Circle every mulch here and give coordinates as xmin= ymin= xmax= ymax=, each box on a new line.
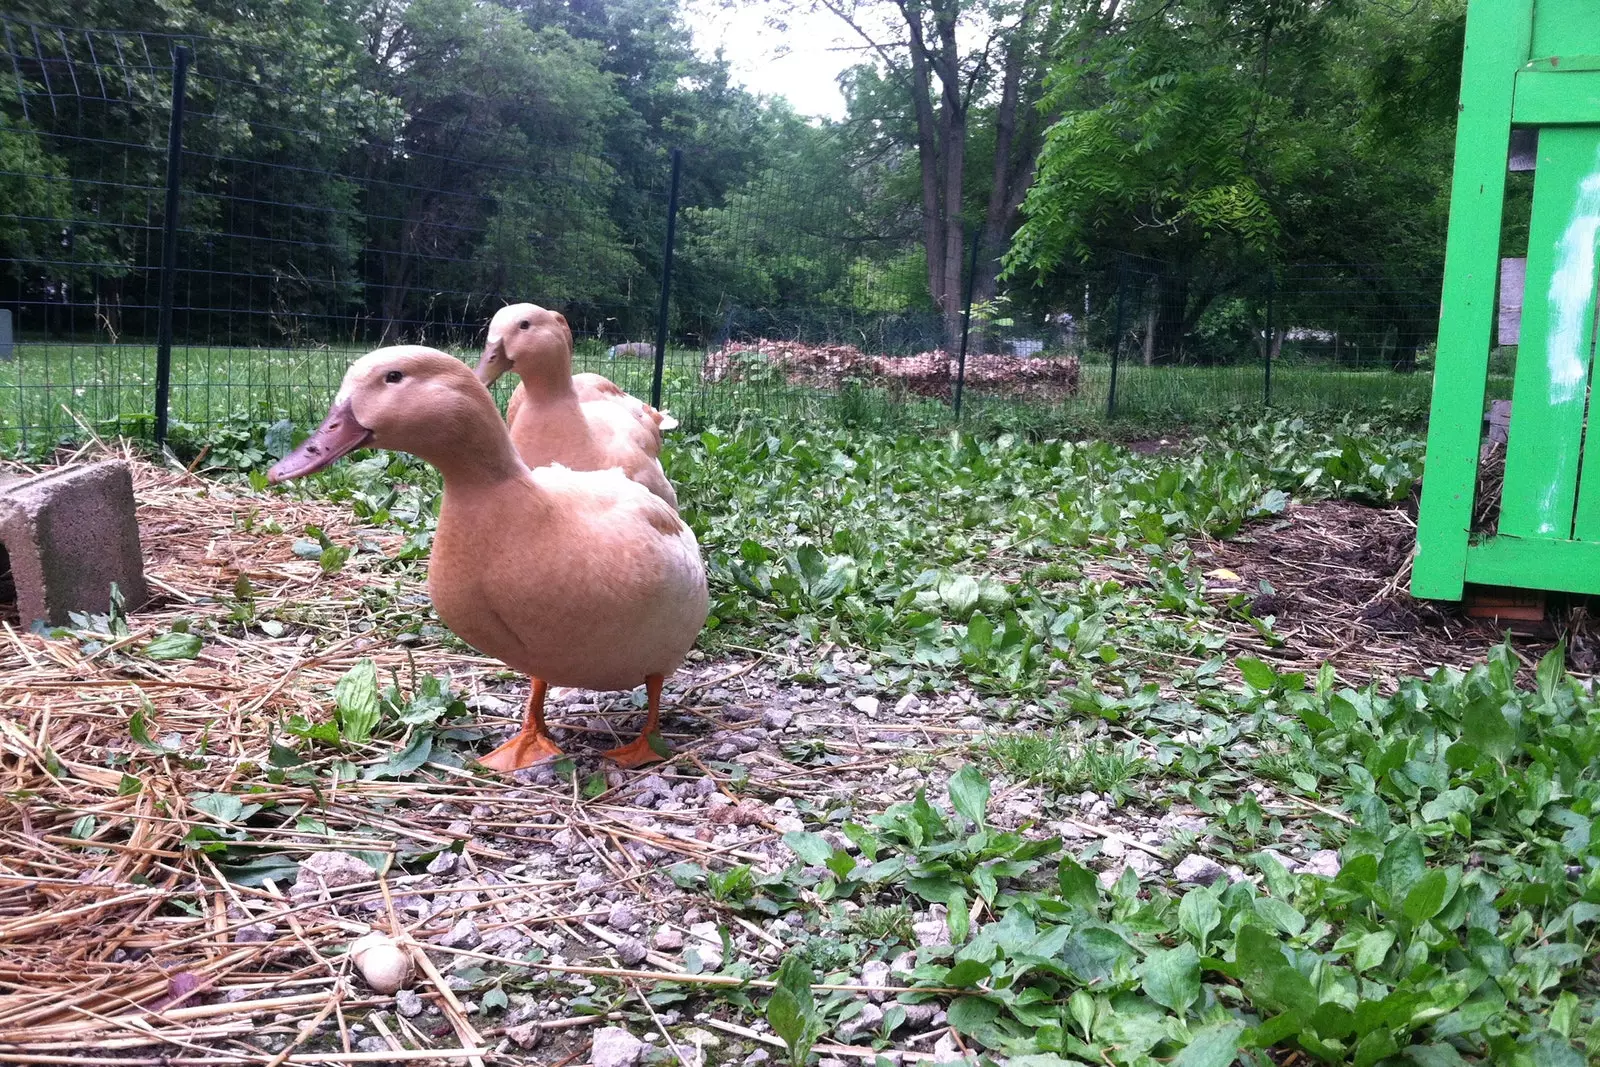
xmin=1197 ymin=497 xmax=1600 ymax=684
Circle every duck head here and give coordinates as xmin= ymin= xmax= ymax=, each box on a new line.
xmin=270 ymin=346 xmax=508 ymax=484
xmin=475 ymin=303 xmax=573 ymax=389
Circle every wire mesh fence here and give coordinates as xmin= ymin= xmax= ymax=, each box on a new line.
xmin=0 ymin=19 xmax=1465 ymax=454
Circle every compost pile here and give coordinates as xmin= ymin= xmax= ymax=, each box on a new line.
xmin=1195 ymin=498 xmax=1600 ymax=681
xmin=700 ymin=338 xmax=1082 ymax=399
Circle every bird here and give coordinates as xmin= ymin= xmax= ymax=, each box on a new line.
xmin=477 ymin=303 xmax=678 ymax=508
xmin=268 ymin=346 xmax=708 ymax=770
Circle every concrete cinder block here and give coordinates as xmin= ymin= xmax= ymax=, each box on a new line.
xmin=0 ymin=460 xmax=149 ymax=628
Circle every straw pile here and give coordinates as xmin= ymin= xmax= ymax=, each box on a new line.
xmin=0 ymin=442 xmax=789 ymax=1064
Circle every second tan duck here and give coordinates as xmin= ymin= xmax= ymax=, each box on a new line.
xmin=477 ymin=303 xmax=678 ymax=508
xmin=269 ymin=347 xmax=708 ymax=770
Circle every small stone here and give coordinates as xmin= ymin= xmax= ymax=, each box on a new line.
xmin=851 ymin=695 xmax=880 ymax=716
xmin=1127 ymin=852 xmax=1164 ymax=878
xmin=889 ymin=950 xmax=916 ymax=977
xmin=434 ymin=917 xmax=480 ymax=949
xmin=291 ymin=852 xmax=376 ymax=898
xmin=356 ymin=1037 xmax=390 ymax=1054
xmin=653 ymin=927 xmax=685 ymax=950
xmin=576 ymin=871 xmax=607 ymax=892
xmin=762 ymin=708 xmax=795 ymax=729
xmin=426 ymin=850 xmax=458 ymax=875
xmin=912 ymin=916 xmax=950 ymax=947
xmin=395 ymin=989 xmax=425 ymax=1017
xmin=899 ymin=1001 xmax=940 ymax=1029
xmin=1098 ymin=865 xmax=1125 ymax=889
xmin=1299 ymin=849 xmax=1341 ymax=877
xmin=859 ymin=959 xmax=892 ymax=1002
xmin=819 ymin=1059 xmax=850 ymax=1067
xmin=837 ymin=1003 xmax=884 ymax=1041
xmin=714 ymin=742 xmax=740 ymax=759
xmin=608 ymin=905 xmax=640 ymax=931
xmin=957 ymin=715 xmax=983 ymax=731
xmin=894 ymin=693 xmax=920 ymax=715
xmin=743 ymin=1051 xmax=772 ymax=1067
xmin=1101 ymin=837 xmax=1126 ymax=858
xmin=1078 ymin=790 xmax=1099 ymax=810
xmin=933 ymin=1032 xmax=974 ymax=1064
xmin=773 ymin=814 xmax=805 ymax=834
xmin=505 ymin=1023 xmax=540 ymax=1049
xmin=1174 ymin=854 xmax=1227 ymax=885
xmin=615 ymin=937 xmax=648 ymax=966
xmin=1089 ymin=800 xmax=1110 ymax=818
xmin=591 ymin=1027 xmax=645 ymax=1067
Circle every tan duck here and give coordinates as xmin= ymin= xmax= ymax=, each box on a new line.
xmin=477 ymin=303 xmax=678 ymax=508
xmin=269 ymin=346 xmax=708 ymax=770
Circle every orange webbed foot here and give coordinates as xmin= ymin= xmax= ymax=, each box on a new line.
xmin=602 ymin=732 xmax=669 ymax=769
xmin=478 ymin=730 xmax=563 ymax=772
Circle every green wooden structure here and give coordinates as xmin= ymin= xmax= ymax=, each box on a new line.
xmin=1414 ymin=0 xmax=1600 ymax=601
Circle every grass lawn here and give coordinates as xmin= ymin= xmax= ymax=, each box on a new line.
xmin=3 ymin=413 xmax=1594 ymax=1064
xmin=0 ymin=337 xmax=1513 ymax=450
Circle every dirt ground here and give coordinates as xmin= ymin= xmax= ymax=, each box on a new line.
xmin=0 ymin=448 xmax=1583 ymax=1064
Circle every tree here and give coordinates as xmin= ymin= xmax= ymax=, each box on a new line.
xmin=1006 ymin=0 xmax=1459 ymax=365
xmin=777 ymin=0 xmax=1068 ymax=345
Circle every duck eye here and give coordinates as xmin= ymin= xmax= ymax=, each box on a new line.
xmin=384 ymin=370 xmax=404 ymax=384
xmin=519 ymin=320 xmax=530 ymax=330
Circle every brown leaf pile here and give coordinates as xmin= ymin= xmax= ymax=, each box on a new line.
xmin=700 ymin=339 xmax=1081 ymax=399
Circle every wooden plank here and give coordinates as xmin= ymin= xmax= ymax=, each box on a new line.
xmin=1466 ymin=534 xmax=1600 ymax=594
xmin=1530 ymin=0 xmax=1600 ymax=56
xmin=1463 ymin=586 xmax=1546 ymax=622
xmin=1511 ymin=69 xmax=1600 ymax=124
xmin=1509 ymin=128 xmax=1539 ymax=172
xmin=1485 ymin=399 xmax=1513 ymax=444
xmin=1498 ymin=256 xmax=1526 ymax=344
xmin=1499 ymin=126 xmax=1600 ymax=540
xmin=1413 ymin=0 xmax=1535 ymax=601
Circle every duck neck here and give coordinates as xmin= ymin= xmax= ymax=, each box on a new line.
xmin=513 ymin=335 xmax=578 ymax=402
xmin=415 ymin=393 xmax=528 ymax=493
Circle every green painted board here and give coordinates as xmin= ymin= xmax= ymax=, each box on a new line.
xmin=1512 ymin=69 xmax=1600 ymax=124
xmin=1467 ymin=535 xmax=1600 ymax=595
xmin=1498 ymin=126 xmax=1600 ymax=540
xmin=1530 ymin=0 xmax=1600 ymax=56
xmin=1412 ymin=0 xmax=1535 ymax=600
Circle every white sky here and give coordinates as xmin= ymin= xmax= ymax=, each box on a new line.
xmin=679 ymin=1 xmax=861 ymax=120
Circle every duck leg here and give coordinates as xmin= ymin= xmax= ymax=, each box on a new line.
xmin=479 ymin=679 xmax=562 ymax=771
xmin=602 ymin=674 xmax=668 ymax=769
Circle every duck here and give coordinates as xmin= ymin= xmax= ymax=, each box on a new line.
xmin=268 ymin=346 xmax=708 ymax=770
xmin=477 ymin=303 xmax=678 ymax=508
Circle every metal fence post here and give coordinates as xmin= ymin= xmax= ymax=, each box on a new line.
xmin=1107 ymin=253 xmax=1127 ymax=418
xmin=953 ymin=225 xmax=982 ymax=419
xmin=153 ymin=45 xmax=190 ymax=449
xmin=651 ymin=147 xmax=682 ymax=412
xmin=1263 ymin=266 xmax=1275 ymax=408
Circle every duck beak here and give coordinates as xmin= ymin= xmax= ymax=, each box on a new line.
xmin=475 ymin=337 xmax=510 ymax=387
xmin=268 ymin=397 xmax=373 ymax=484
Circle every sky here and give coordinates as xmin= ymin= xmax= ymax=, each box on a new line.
xmin=679 ymin=1 xmax=861 ymax=120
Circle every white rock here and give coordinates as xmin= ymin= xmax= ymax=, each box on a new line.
xmin=859 ymin=959 xmax=892 ymax=1002
xmin=851 ymin=695 xmax=881 ymax=716
xmin=395 ymin=989 xmax=425 ymax=1017
xmin=1127 ymin=852 xmax=1164 ymax=878
xmin=912 ymin=916 xmax=950 ymax=947
xmin=1299 ymin=849 xmax=1341 ymax=877
xmin=773 ymin=815 xmax=805 ymax=834
xmin=1174 ymin=854 xmax=1227 ymax=885
xmin=1098 ymin=866 xmax=1125 ymax=889
xmin=1101 ymin=837 xmax=1126 ymax=858
xmin=837 ymin=1003 xmax=884 ymax=1041
xmin=899 ymin=1001 xmax=940 ymax=1029
xmin=1089 ymin=800 xmax=1110 ymax=818
xmin=762 ymin=708 xmax=794 ymax=729
xmin=608 ymin=905 xmax=640 ymax=930
xmin=591 ymin=1027 xmax=645 ymax=1067
xmin=291 ymin=852 xmax=376 ymax=898
xmin=653 ymin=927 xmax=685 ymax=950
xmin=933 ymin=1032 xmax=975 ymax=1064
xmin=889 ymin=950 xmax=917 ymax=977
xmin=894 ymin=693 xmax=921 ymax=715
